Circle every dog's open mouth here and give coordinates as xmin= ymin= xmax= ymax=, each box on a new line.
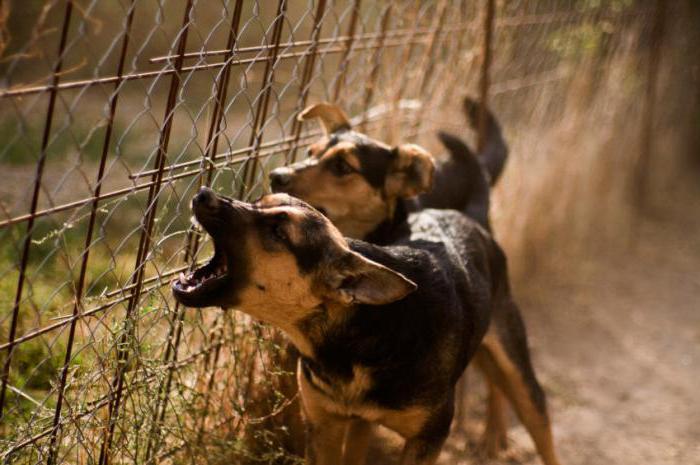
xmin=172 ymin=240 xmax=230 ymax=301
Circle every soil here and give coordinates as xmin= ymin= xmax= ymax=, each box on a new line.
xmin=368 ymin=181 xmax=700 ymax=465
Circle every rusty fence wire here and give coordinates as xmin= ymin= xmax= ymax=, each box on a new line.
xmin=0 ymin=0 xmax=663 ymax=463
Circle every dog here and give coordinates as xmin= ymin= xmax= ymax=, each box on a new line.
xmin=172 ymin=188 xmax=561 ymax=465
xmin=269 ymin=97 xmax=508 ymax=241
xmin=269 ymin=101 xmax=562 ymax=463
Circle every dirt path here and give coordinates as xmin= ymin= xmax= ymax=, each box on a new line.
xmin=368 ymin=182 xmax=700 ymax=465
xmin=448 ymin=183 xmax=700 ymax=465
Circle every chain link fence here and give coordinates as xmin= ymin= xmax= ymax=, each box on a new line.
xmin=0 ymin=0 xmax=667 ymax=463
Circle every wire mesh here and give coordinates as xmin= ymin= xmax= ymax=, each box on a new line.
xmin=0 ymin=0 xmax=663 ymax=463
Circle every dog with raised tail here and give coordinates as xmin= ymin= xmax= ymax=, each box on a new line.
xmin=269 ymin=97 xmax=507 ymax=240
xmin=172 ymin=188 xmax=562 ymax=465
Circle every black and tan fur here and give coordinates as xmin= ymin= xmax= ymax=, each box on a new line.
xmin=269 ymin=101 xmax=561 ymax=463
xmin=172 ymin=189 xmax=561 ymax=465
xmin=269 ymin=98 xmax=507 ymax=238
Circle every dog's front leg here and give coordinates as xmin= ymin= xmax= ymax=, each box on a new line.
xmin=398 ymin=406 xmax=453 ymax=465
xmin=305 ymin=416 xmax=347 ymax=465
xmin=342 ymin=418 xmax=372 ymax=465
xmin=399 ymin=435 xmax=447 ymax=465
xmin=298 ymin=363 xmax=347 ymax=465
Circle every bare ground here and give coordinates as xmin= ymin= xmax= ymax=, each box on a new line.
xmin=369 ymin=181 xmax=700 ymax=465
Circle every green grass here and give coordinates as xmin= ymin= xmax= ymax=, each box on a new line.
xmin=0 ymin=117 xmax=120 ymax=166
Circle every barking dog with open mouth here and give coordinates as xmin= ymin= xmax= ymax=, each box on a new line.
xmin=269 ymin=101 xmax=562 ymax=463
xmin=172 ymin=188 xmax=561 ymax=465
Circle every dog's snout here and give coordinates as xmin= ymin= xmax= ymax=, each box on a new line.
xmin=193 ymin=186 xmax=218 ymax=209
xmin=270 ymin=167 xmax=293 ymax=190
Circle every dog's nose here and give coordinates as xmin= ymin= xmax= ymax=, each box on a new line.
xmin=270 ymin=167 xmax=292 ymax=190
xmin=193 ymin=186 xmax=218 ymax=208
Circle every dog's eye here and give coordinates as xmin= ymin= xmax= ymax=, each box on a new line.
xmin=331 ymin=157 xmax=355 ymax=177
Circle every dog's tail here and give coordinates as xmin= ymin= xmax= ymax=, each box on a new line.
xmin=462 ymin=96 xmax=509 ymax=185
xmin=419 ymin=97 xmax=508 ymax=229
xmin=432 ymin=131 xmax=491 ymax=228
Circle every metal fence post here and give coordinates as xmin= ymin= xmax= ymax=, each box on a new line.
xmin=239 ymin=0 xmax=288 ymax=198
xmin=0 ymin=0 xmax=74 ymax=423
xmin=288 ymin=0 xmax=328 ymax=164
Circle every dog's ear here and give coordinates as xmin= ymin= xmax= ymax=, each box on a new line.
xmin=325 ymin=251 xmax=416 ymax=306
xmin=385 ymin=144 xmax=435 ymax=198
xmin=298 ymin=102 xmax=351 ymax=135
